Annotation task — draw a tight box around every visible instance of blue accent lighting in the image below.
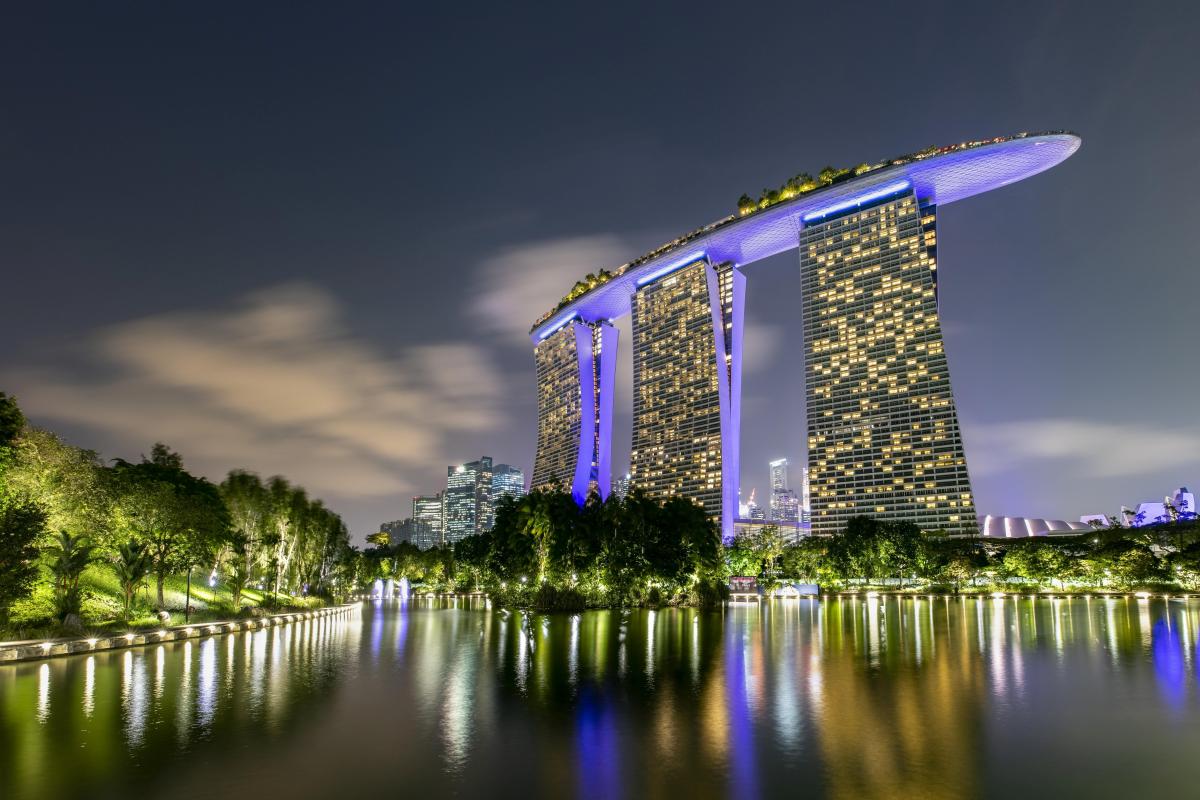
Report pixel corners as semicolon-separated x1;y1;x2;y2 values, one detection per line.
801;180;912;223
635;252;706;287
538;311;578;340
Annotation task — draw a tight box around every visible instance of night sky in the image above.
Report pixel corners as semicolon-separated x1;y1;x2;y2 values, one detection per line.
3;2;1198;541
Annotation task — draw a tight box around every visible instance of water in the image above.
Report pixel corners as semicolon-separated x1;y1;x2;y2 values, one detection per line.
2;596;1199;799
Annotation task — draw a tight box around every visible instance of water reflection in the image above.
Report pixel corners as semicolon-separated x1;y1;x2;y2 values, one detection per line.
2;599;1200;800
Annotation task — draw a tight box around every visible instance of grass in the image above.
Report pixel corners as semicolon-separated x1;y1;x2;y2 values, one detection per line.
2;563;327;642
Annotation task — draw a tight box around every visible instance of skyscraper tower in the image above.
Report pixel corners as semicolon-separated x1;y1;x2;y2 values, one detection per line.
800;189;974;534
444;457;493;543
491;464;526;523
769;458;788;492
412;493;444;546
531;319;617;503
630;257;743;539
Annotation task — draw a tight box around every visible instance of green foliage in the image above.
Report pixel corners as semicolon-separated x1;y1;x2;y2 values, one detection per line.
110;448;231;607
112;541;153;621
0;501;45;626
5;427;111;547
467;487;720;608
46;530;97;619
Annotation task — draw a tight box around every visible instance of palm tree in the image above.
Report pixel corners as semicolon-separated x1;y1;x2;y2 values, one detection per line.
113;541;153;621
518;490;555;583
46;531;96;620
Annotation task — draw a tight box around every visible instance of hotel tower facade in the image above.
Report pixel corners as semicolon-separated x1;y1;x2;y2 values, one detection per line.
528;132;1080;539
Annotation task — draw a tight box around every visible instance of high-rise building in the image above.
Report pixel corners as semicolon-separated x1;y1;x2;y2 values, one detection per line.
800;466;812;524
525;133;1079;540
380;519;408;545
443;457;493;543
490;464;526;525
800;189;975;534
769;458;788;492
630;257;743;539
409;519;440;550
613;473;632;500
768;457;799;522
531;320;618;503
771;489;800;523
745;488;765;521
412;493;444;546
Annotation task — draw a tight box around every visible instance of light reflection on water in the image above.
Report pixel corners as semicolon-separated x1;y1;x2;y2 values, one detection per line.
1;598;1199;799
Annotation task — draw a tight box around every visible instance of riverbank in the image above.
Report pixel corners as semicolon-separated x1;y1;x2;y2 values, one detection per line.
0;602;361;664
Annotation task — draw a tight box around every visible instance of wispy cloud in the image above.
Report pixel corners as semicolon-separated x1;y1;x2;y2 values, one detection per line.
471;235;632;345
4;282;502;499
967;418;1200;479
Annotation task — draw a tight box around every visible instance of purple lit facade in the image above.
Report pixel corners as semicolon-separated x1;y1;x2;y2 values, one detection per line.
530;132;1080;536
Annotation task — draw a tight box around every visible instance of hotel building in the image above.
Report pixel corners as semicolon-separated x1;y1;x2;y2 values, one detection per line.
527;132;1080;539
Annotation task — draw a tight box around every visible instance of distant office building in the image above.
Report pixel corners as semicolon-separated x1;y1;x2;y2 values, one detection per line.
444;457;493;543
745;488;765;521
490;464;526;526
800;466;811;514
412;493;444;546
380;519;408;545
613;473;632;500
769;458;788;492
771;489;801;523
409;519;440;550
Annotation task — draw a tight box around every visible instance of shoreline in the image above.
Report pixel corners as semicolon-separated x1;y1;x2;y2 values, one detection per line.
0;602;361;665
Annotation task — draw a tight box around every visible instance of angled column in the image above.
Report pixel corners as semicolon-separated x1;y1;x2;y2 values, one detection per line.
630;256;743;540
532;318;618;504
800;187;976;534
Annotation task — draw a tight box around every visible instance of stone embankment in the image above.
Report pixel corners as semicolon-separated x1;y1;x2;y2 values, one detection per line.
0;602;361;664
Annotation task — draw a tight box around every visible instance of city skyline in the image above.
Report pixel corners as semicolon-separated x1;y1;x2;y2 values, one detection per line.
2;4;1198;541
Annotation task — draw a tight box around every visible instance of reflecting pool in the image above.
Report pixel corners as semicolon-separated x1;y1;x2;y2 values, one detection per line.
3;596;1199;799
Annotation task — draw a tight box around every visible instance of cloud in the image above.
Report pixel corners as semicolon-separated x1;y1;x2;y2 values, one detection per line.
471;235;632;344
966;418;1200;479
3;283;502;501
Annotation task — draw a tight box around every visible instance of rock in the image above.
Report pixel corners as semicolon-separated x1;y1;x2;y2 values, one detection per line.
157;610;171;624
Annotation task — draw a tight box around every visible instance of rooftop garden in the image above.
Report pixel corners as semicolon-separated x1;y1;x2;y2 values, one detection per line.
737;163;874;216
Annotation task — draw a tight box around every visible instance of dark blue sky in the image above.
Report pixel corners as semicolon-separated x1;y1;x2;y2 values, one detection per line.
2;1;1197;539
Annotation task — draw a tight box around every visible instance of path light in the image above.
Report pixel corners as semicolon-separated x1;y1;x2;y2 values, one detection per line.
87;638;98;646
1135;592;1151;600
40;642;52;651
124;633;135;642
991;592;1006;599
520;576;527;584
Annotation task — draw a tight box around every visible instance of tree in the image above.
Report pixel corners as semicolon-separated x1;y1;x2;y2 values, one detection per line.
880;521;923;588
113;541;153;621
110;446;231;607
5;427;111;547
46;531;96;620
0;502;44;628
828;516;887;583
748;524;787;573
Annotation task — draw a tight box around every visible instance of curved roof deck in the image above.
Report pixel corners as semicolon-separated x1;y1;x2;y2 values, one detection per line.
531;132;1080;342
